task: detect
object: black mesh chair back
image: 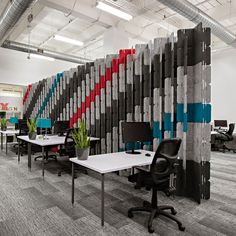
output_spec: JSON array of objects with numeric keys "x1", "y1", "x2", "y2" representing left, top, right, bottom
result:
[
  {"x1": 151, "y1": 138, "x2": 182, "y2": 183},
  {"x1": 36, "y1": 127, "x2": 52, "y2": 135},
  {"x1": 64, "y1": 128, "x2": 78, "y2": 157},
  {"x1": 18, "y1": 120, "x2": 29, "y2": 135},
  {"x1": 227, "y1": 123, "x2": 235, "y2": 136}
]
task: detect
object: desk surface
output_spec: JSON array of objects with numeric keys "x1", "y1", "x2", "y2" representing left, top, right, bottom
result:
[
  {"x1": 70, "y1": 150, "x2": 155, "y2": 174},
  {"x1": 0, "y1": 130, "x2": 19, "y2": 135},
  {"x1": 17, "y1": 135, "x2": 100, "y2": 147}
]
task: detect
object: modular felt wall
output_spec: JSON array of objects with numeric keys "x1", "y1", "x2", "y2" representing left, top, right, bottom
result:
[{"x1": 23, "y1": 23, "x2": 211, "y2": 203}]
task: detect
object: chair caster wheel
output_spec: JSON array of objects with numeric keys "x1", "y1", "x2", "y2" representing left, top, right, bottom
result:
[
  {"x1": 178, "y1": 225, "x2": 185, "y2": 231},
  {"x1": 171, "y1": 209, "x2": 177, "y2": 215},
  {"x1": 58, "y1": 173, "x2": 61, "y2": 177},
  {"x1": 148, "y1": 226, "x2": 154, "y2": 233},
  {"x1": 128, "y1": 211, "x2": 133, "y2": 218}
]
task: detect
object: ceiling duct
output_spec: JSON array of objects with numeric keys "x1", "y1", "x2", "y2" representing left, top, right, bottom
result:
[
  {"x1": 0, "y1": 0, "x2": 35, "y2": 45},
  {"x1": 157, "y1": 0, "x2": 236, "y2": 48},
  {"x1": 2, "y1": 40, "x2": 92, "y2": 64}
]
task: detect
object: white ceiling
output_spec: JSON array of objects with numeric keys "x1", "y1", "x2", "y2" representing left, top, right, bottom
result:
[{"x1": 1, "y1": 0, "x2": 236, "y2": 60}]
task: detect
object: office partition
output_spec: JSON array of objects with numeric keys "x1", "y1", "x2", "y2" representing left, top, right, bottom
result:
[{"x1": 23, "y1": 23, "x2": 211, "y2": 203}]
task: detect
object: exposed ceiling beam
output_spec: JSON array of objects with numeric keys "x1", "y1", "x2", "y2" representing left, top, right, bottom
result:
[
  {"x1": 207, "y1": 0, "x2": 236, "y2": 22},
  {"x1": 8, "y1": 2, "x2": 46, "y2": 41},
  {"x1": 0, "y1": 0, "x2": 36, "y2": 45},
  {"x1": 39, "y1": 0, "x2": 116, "y2": 29},
  {"x1": 0, "y1": 0, "x2": 9, "y2": 17},
  {"x1": 38, "y1": 17, "x2": 78, "y2": 47},
  {"x1": 66, "y1": 28, "x2": 106, "y2": 54}
]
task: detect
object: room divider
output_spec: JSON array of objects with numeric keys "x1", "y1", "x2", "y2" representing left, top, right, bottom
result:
[{"x1": 23, "y1": 23, "x2": 211, "y2": 203}]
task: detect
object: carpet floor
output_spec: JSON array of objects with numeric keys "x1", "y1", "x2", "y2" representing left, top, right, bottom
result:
[{"x1": 0, "y1": 147, "x2": 235, "y2": 236}]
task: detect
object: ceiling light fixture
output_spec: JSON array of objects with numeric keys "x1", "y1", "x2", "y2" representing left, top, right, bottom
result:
[
  {"x1": 54, "y1": 35, "x2": 84, "y2": 46},
  {"x1": 96, "y1": 1, "x2": 133, "y2": 21},
  {"x1": 30, "y1": 54, "x2": 55, "y2": 61}
]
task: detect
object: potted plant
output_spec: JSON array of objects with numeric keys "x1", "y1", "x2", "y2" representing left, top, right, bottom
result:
[
  {"x1": 72, "y1": 120, "x2": 90, "y2": 160},
  {"x1": 0, "y1": 118, "x2": 7, "y2": 131},
  {"x1": 27, "y1": 119, "x2": 37, "y2": 140}
]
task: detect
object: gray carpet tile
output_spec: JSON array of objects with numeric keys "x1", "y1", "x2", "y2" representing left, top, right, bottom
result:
[{"x1": 0, "y1": 145, "x2": 235, "y2": 235}]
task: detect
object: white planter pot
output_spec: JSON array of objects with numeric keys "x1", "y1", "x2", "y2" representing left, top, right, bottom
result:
[{"x1": 76, "y1": 147, "x2": 90, "y2": 160}]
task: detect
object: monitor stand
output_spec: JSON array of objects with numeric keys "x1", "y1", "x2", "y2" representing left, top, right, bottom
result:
[{"x1": 126, "y1": 149, "x2": 141, "y2": 155}]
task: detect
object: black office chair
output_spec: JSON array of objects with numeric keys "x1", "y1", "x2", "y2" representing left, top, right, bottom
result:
[
  {"x1": 15, "y1": 120, "x2": 29, "y2": 155},
  {"x1": 57, "y1": 128, "x2": 80, "y2": 176},
  {"x1": 127, "y1": 138, "x2": 185, "y2": 233},
  {"x1": 212, "y1": 123, "x2": 235, "y2": 152},
  {"x1": 34, "y1": 127, "x2": 57, "y2": 162}
]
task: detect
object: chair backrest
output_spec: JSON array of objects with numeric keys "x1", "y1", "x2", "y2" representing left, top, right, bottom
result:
[
  {"x1": 64, "y1": 128, "x2": 78, "y2": 157},
  {"x1": 151, "y1": 138, "x2": 182, "y2": 183},
  {"x1": 227, "y1": 123, "x2": 235, "y2": 136},
  {"x1": 36, "y1": 127, "x2": 52, "y2": 135},
  {"x1": 18, "y1": 120, "x2": 28, "y2": 135}
]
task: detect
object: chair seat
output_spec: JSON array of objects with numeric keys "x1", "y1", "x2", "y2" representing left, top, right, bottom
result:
[{"x1": 51, "y1": 146, "x2": 58, "y2": 152}]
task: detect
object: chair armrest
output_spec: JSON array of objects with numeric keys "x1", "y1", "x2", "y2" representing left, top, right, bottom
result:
[{"x1": 217, "y1": 131, "x2": 226, "y2": 135}]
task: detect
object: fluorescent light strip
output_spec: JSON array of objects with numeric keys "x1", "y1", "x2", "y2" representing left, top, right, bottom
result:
[
  {"x1": 96, "y1": 1, "x2": 132, "y2": 21},
  {"x1": 54, "y1": 35, "x2": 84, "y2": 46},
  {"x1": 31, "y1": 54, "x2": 55, "y2": 61}
]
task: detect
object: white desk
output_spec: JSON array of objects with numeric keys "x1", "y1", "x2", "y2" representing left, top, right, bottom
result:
[
  {"x1": 17, "y1": 135, "x2": 100, "y2": 176},
  {"x1": 0, "y1": 130, "x2": 19, "y2": 154},
  {"x1": 70, "y1": 150, "x2": 155, "y2": 226}
]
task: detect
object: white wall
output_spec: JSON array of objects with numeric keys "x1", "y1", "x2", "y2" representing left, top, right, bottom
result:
[
  {"x1": 212, "y1": 48, "x2": 236, "y2": 124},
  {"x1": 0, "y1": 47, "x2": 77, "y2": 86}
]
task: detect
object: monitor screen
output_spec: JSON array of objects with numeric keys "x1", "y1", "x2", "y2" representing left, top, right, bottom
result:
[
  {"x1": 122, "y1": 122, "x2": 153, "y2": 143},
  {"x1": 54, "y1": 120, "x2": 70, "y2": 135},
  {"x1": 214, "y1": 120, "x2": 227, "y2": 128}
]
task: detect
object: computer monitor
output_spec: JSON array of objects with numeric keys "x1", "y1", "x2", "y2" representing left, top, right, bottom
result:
[
  {"x1": 54, "y1": 120, "x2": 70, "y2": 136},
  {"x1": 122, "y1": 122, "x2": 153, "y2": 154},
  {"x1": 214, "y1": 120, "x2": 227, "y2": 129}
]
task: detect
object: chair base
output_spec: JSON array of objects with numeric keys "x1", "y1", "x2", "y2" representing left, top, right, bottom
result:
[
  {"x1": 128, "y1": 201, "x2": 185, "y2": 233},
  {"x1": 34, "y1": 155, "x2": 57, "y2": 162}
]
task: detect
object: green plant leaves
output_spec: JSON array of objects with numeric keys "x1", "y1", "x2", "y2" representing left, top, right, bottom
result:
[
  {"x1": 27, "y1": 118, "x2": 37, "y2": 133},
  {"x1": 0, "y1": 118, "x2": 7, "y2": 127},
  {"x1": 72, "y1": 120, "x2": 90, "y2": 149}
]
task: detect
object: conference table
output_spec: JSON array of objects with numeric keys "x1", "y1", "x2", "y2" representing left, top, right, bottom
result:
[
  {"x1": 17, "y1": 135, "x2": 100, "y2": 176},
  {"x1": 0, "y1": 129, "x2": 19, "y2": 154},
  {"x1": 70, "y1": 150, "x2": 155, "y2": 226}
]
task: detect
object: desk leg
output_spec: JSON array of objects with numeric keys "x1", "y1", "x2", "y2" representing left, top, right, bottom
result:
[
  {"x1": 42, "y1": 147, "x2": 45, "y2": 177},
  {"x1": 101, "y1": 173, "x2": 104, "y2": 226},
  {"x1": 5, "y1": 134, "x2": 7, "y2": 154},
  {"x1": 132, "y1": 167, "x2": 134, "y2": 175},
  {"x1": 18, "y1": 139, "x2": 20, "y2": 163},
  {"x1": 72, "y1": 162, "x2": 74, "y2": 205},
  {"x1": 28, "y1": 143, "x2": 31, "y2": 170}
]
